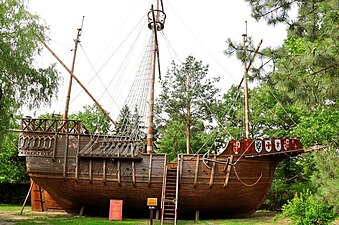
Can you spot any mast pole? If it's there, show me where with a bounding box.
[242,22,250,139]
[146,1,165,154]
[64,16,84,120]
[146,5,158,154]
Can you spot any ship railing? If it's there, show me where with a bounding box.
[20,118,88,134]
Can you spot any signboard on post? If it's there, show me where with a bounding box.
[147,198,158,207]
[147,198,158,225]
[109,200,123,221]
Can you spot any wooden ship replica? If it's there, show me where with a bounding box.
[18,1,305,224]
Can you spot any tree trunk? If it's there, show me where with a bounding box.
[186,107,191,154]
[186,122,190,154]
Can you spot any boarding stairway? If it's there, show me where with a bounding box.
[161,163,178,225]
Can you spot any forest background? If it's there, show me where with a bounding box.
[0,0,338,223]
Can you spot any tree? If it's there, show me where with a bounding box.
[242,0,339,110]
[0,0,59,184]
[116,105,144,139]
[69,104,112,135]
[116,105,132,136]
[233,0,339,217]
[156,55,220,154]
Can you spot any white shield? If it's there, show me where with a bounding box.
[255,140,262,153]
[265,140,272,152]
[275,139,281,151]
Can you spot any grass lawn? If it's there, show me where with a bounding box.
[0,204,291,225]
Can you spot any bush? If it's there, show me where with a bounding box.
[282,190,337,225]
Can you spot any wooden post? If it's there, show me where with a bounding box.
[20,180,35,215]
[195,210,200,222]
[193,155,199,187]
[149,208,154,225]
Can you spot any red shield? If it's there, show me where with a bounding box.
[283,139,290,151]
[233,141,241,154]
[244,140,253,153]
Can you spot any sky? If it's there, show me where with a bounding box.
[27,0,289,119]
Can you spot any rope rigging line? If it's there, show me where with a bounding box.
[69,13,147,108]
[160,31,182,64]
[77,43,120,109]
[164,0,239,83]
[103,18,148,103]
[117,34,154,136]
[233,165,263,187]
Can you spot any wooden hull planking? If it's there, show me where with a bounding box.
[19,118,303,218]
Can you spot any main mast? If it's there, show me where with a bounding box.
[64,17,84,120]
[146,0,166,154]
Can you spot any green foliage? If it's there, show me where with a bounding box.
[69,104,111,135]
[116,105,143,139]
[0,128,28,184]
[265,155,313,210]
[292,107,339,147]
[310,148,339,212]
[225,0,339,213]
[0,0,59,111]
[0,0,59,184]
[281,190,337,225]
[156,55,220,154]
[213,85,245,140]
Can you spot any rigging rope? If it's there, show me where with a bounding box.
[233,165,263,187]
[69,13,147,108]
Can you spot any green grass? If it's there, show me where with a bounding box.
[0,205,290,225]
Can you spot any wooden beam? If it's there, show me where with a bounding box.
[89,159,93,184]
[148,154,153,187]
[75,135,80,182]
[52,122,57,161]
[208,155,216,188]
[179,155,183,186]
[117,160,121,186]
[103,159,107,185]
[132,161,136,187]
[193,155,199,188]
[223,155,234,188]
[39,39,117,127]
[63,123,69,180]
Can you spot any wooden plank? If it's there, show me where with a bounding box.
[103,159,107,184]
[194,155,199,188]
[179,155,183,186]
[117,160,121,186]
[223,155,233,188]
[148,154,153,187]
[63,127,69,180]
[132,161,136,186]
[89,159,93,183]
[209,155,216,188]
[75,135,80,182]
[53,121,58,161]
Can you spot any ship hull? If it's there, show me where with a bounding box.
[27,155,278,218]
[19,119,302,219]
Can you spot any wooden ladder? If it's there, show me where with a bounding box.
[161,163,178,225]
